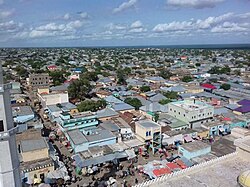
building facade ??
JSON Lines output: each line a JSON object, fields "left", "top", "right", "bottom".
{"left": 168, "top": 100, "right": 214, "bottom": 129}
{"left": 58, "top": 111, "right": 98, "bottom": 131}
{"left": 28, "top": 73, "right": 50, "bottom": 89}
{"left": 19, "top": 138, "right": 54, "bottom": 185}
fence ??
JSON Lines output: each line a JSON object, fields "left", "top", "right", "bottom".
{"left": 133, "top": 151, "right": 238, "bottom": 187}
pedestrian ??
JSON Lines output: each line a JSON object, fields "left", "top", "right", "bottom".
{"left": 135, "top": 178, "right": 138, "bottom": 184}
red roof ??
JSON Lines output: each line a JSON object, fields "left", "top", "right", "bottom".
{"left": 166, "top": 162, "right": 181, "bottom": 170}
{"left": 153, "top": 168, "right": 171, "bottom": 177}
{"left": 223, "top": 117, "right": 231, "bottom": 121}
{"left": 201, "top": 83, "right": 216, "bottom": 89}
{"left": 48, "top": 65, "right": 57, "bottom": 69}
{"left": 175, "top": 159, "right": 187, "bottom": 169}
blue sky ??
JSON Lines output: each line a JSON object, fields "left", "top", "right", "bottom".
{"left": 0, "top": 0, "right": 250, "bottom": 47}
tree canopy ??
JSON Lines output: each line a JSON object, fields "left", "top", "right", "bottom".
{"left": 208, "top": 66, "right": 231, "bottom": 75}
{"left": 159, "top": 68, "right": 172, "bottom": 79}
{"left": 124, "top": 97, "right": 142, "bottom": 110}
{"left": 220, "top": 83, "right": 231, "bottom": 90}
{"left": 163, "top": 91, "right": 178, "bottom": 99}
{"left": 159, "top": 99, "right": 171, "bottom": 105}
{"left": 80, "top": 71, "right": 98, "bottom": 82}
{"left": 140, "top": 85, "right": 151, "bottom": 92}
{"left": 49, "top": 71, "right": 66, "bottom": 86}
{"left": 77, "top": 99, "right": 107, "bottom": 112}
{"left": 181, "top": 75, "right": 193, "bottom": 82}
{"left": 68, "top": 78, "right": 93, "bottom": 100}
{"left": 15, "top": 65, "right": 28, "bottom": 77}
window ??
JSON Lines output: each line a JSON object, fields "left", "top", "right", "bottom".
{"left": 178, "top": 112, "right": 180, "bottom": 115}
{"left": 146, "top": 131, "right": 149, "bottom": 136}
{"left": 0, "top": 120, "right": 4, "bottom": 132}
{"left": 148, "top": 131, "right": 151, "bottom": 136}
{"left": 174, "top": 110, "right": 176, "bottom": 113}
{"left": 170, "top": 108, "right": 172, "bottom": 111}
{"left": 183, "top": 114, "right": 186, "bottom": 117}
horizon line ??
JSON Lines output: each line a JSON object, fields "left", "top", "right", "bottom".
{"left": 1, "top": 43, "right": 250, "bottom": 49}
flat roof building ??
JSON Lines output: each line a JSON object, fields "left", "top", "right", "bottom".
{"left": 168, "top": 99, "right": 214, "bottom": 129}
{"left": 178, "top": 141, "right": 211, "bottom": 159}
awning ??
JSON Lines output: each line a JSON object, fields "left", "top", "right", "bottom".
{"left": 125, "top": 149, "right": 136, "bottom": 159}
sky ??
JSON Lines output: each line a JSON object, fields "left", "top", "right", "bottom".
{"left": 0, "top": 0, "right": 250, "bottom": 47}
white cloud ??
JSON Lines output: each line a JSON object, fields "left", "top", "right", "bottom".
{"left": 63, "top": 13, "right": 70, "bottom": 20}
{"left": 211, "top": 22, "right": 248, "bottom": 33}
{"left": 79, "top": 12, "right": 89, "bottom": 19}
{"left": 129, "top": 20, "right": 147, "bottom": 33}
{"left": 129, "top": 27, "right": 147, "bottom": 33}
{"left": 130, "top": 20, "right": 143, "bottom": 28}
{"left": 166, "top": 0, "right": 224, "bottom": 9}
{"left": 106, "top": 23, "right": 126, "bottom": 30}
{"left": 153, "top": 12, "right": 239, "bottom": 32}
{"left": 0, "top": 9, "right": 14, "bottom": 19}
{"left": 152, "top": 12, "right": 250, "bottom": 37}
{"left": 17, "top": 20, "right": 85, "bottom": 39}
{"left": 113, "top": 0, "right": 137, "bottom": 13}
{"left": 0, "top": 20, "right": 23, "bottom": 32}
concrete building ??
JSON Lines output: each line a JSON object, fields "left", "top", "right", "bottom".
{"left": 19, "top": 138, "right": 54, "bottom": 185}
{"left": 168, "top": 99, "right": 214, "bottom": 128}
{"left": 37, "top": 91, "right": 69, "bottom": 108}
{"left": 46, "top": 102, "right": 78, "bottom": 119}
{"left": 27, "top": 73, "right": 50, "bottom": 90}
{"left": 58, "top": 111, "right": 98, "bottom": 131}
{"left": 135, "top": 120, "right": 161, "bottom": 153}
{"left": 178, "top": 141, "right": 211, "bottom": 159}
{"left": 201, "top": 120, "right": 225, "bottom": 136}
{"left": 0, "top": 64, "right": 21, "bottom": 187}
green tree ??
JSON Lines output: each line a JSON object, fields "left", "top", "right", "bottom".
{"left": 68, "top": 78, "right": 93, "bottom": 100}
{"left": 195, "top": 63, "right": 201, "bottom": 67}
{"left": 124, "top": 97, "right": 142, "bottom": 110}
{"left": 77, "top": 99, "right": 107, "bottom": 112}
{"left": 153, "top": 113, "right": 159, "bottom": 122}
{"left": 181, "top": 75, "right": 193, "bottom": 82}
{"left": 127, "top": 85, "right": 133, "bottom": 90}
{"left": 159, "top": 99, "right": 171, "bottom": 105}
{"left": 81, "top": 71, "right": 98, "bottom": 82}
{"left": 163, "top": 91, "right": 178, "bottom": 99}
{"left": 15, "top": 65, "right": 28, "bottom": 77}
{"left": 208, "top": 66, "right": 231, "bottom": 75}
{"left": 234, "top": 70, "right": 241, "bottom": 76}
{"left": 220, "top": 83, "right": 231, "bottom": 90}
{"left": 49, "top": 71, "right": 66, "bottom": 86}
{"left": 140, "top": 85, "right": 151, "bottom": 92}
{"left": 159, "top": 69, "right": 172, "bottom": 79}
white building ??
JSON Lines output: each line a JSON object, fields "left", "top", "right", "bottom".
{"left": 37, "top": 91, "right": 69, "bottom": 108}
{"left": 168, "top": 99, "right": 214, "bottom": 129}
{"left": 0, "top": 64, "right": 21, "bottom": 187}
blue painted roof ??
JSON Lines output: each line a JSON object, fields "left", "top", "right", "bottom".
{"left": 113, "top": 103, "right": 134, "bottom": 111}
